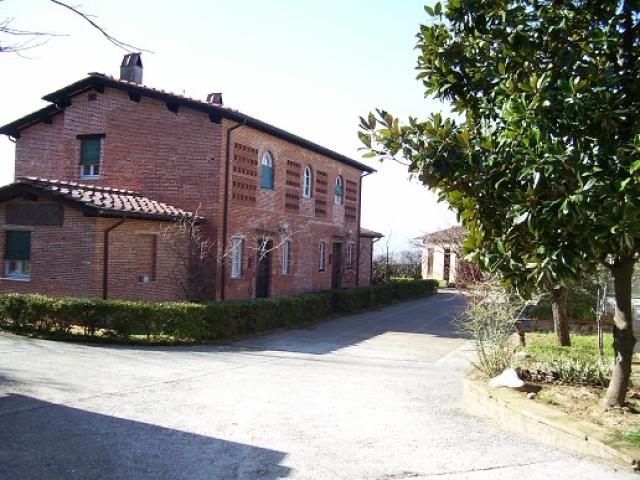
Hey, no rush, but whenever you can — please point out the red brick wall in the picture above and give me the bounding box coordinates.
[219,120,361,299]
[96,217,187,302]
[12,88,369,301]
[0,198,188,301]
[0,199,101,297]
[15,87,224,224]
[358,237,375,286]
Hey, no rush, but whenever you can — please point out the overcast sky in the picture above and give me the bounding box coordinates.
[0,0,458,254]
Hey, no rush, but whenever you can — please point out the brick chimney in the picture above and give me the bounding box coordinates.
[120,53,143,84]
[206,92,223,106]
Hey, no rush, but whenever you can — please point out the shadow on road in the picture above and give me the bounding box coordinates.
[0,394,291,480]
[231,291,467,355]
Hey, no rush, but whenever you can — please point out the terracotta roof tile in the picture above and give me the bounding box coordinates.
[360,227,383,238]
[14,177,199,222]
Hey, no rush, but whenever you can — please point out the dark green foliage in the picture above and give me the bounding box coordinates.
[0,280,438,344]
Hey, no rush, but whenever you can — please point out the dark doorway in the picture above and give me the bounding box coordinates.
[331,242,342,289]
[443,248,451,283]
[256,239,272,298]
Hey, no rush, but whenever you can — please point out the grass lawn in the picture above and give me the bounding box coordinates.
[519,331,640,448]
[525,332,614,364]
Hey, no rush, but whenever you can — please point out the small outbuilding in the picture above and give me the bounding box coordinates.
[0,177,198,301]
[420,226,466,285]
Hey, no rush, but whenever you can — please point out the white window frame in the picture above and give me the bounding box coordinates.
[80,163,100,179]
[282,240,291,275]
[347,242,355,270]
[335,175,343,205]
[302,166,312,198]
[318,240,325,272]
[231,236,243,279]
[4,259,30,280]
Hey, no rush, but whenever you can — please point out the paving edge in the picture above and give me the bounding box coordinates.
[462,376,640,472]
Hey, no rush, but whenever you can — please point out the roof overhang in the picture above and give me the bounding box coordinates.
[0,181,203,223]
[1,74,376,174]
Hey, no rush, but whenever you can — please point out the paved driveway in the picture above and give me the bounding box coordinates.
[0,292,634,479]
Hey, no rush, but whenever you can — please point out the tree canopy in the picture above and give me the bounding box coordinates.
[360,0,639,407]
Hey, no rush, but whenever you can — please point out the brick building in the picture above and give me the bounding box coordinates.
[0,54,381,301]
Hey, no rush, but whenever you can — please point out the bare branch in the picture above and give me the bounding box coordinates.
[49,0,152,53]
[0,1,151,54]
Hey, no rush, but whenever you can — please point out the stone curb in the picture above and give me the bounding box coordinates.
[462,376,640,472]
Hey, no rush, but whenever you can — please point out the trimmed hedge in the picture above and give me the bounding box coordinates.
[0,280,437,343]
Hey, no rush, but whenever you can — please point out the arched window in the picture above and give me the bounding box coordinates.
[261,151,274,190]
[302,166,313,198]
[334,175,343,205]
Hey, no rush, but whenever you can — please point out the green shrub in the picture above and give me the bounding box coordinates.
[456,297,520,377]
[0,279,437,343]
[548,357,609,387]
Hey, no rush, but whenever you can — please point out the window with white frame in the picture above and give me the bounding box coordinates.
[318,240,325,272]
[4,230,31,280]
[282,240,291,275]
[78,135,103,179]
[231,236,243,279]
[335,175,343,205]
[347,242,355,270]
[261,151,274,190]
[302,166,313,198]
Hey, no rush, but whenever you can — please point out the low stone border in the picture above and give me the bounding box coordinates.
[462,376,640,472]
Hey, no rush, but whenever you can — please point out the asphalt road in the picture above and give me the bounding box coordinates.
[0,292,635,479]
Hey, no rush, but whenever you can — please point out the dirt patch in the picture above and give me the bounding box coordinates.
[533,382,640,432]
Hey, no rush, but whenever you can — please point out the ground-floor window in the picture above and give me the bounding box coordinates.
[318,240,325,272]
[231,236,244,279]
[282,240,291,275]
[4,230,31,280]
[346,242,355,270]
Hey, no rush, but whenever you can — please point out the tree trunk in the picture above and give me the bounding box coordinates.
[604,257,637,409]
[550,285,571,346]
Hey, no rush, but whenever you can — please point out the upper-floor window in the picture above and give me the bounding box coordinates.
[302,166,313,198]
[335,175,343,205]
[261,152,274,190]
[4,230,31,280]
[78,135,104,179]
[282,240,291,275]
[231,236,244,279]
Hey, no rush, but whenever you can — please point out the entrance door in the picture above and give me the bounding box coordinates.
[331,242,342,289]
[443,248,451,283]
[256,239,271,298]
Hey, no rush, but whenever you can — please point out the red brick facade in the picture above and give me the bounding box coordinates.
[0,199,185,301]
[1,73,377,301]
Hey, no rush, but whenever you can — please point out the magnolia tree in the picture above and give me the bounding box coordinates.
[360,0,639,408]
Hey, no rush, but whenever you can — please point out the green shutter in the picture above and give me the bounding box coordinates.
[79,138,101,165]
[5,231,31,260]
[261,164,273,189]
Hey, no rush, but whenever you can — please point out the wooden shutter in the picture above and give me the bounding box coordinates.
[79,138,101,165]
[4,231,31,260]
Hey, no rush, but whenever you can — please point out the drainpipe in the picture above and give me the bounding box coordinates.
[103,217,126,300]
[355,170,373,286]
[220,121,245,300]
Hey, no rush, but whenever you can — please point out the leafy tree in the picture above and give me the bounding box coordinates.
[360,0,639,407]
